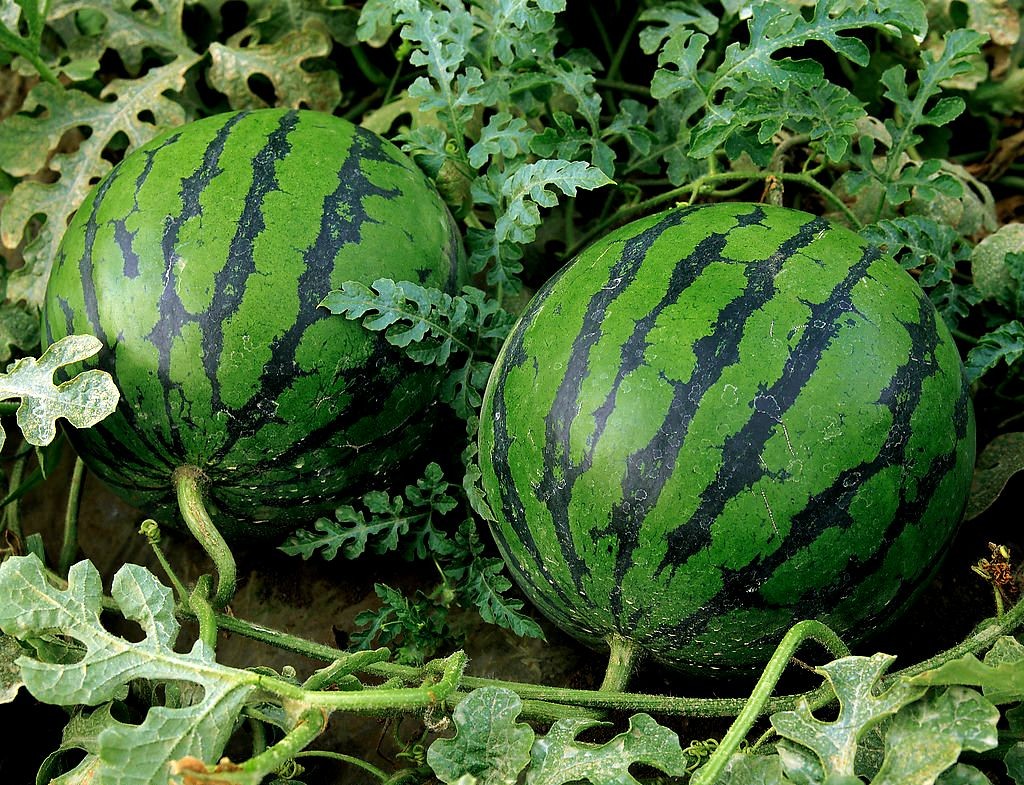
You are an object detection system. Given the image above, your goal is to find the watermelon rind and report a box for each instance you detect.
[43,108,465,540]
[479,201,975,674]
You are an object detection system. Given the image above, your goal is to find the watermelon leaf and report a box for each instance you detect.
[845,28,988,218]
[443,519,544,640]
[912,637,1024,705]
[208,22,342,111]
[0,299,40,361]
[280,462,458,561]
[0,632,23,704]
[0,334,119,452]
[0,57,199,307]
[861,215,978,326]
[350,582,452,665]
[321,279,473,365]
[0,555,259,785]
[322,280,515,419]
[494,159,614,245]
[428,686,687,785]
[0,0,56,84]
[965,321,1024,383]
[770,654,928,782]
[526,713,688,785]
[649,0,926,163]
[965,433,1024,521]
[427,687,535,785]
[870,688,998,785]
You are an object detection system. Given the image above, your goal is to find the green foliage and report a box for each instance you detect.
[427,686,688,785]
[0,555,256,784]
[282,463,543,662]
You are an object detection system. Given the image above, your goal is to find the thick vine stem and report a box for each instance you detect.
[599,634,643,692]
[690,620,850,785]
[173,465,237,610]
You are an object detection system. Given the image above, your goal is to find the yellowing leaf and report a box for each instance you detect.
[208,23,341,111]
[0,55,199,307]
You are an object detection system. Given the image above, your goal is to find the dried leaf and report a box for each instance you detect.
[0,56,199,307]
[208,23,341,111]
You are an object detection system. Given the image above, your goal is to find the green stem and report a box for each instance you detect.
[190,575,219,652]
[605,6,642,85]
[565,169,857,262]
[209,610,834,718]
[295,750,389,782]
[350,44,389,86]
[173,466,237,610]
[599,634,643,692]
[691,620,850,785]
[888,590,1024,682]
[2,451,28,540]
[141,519,191,604]
[0,401,19,416]
[58,457,86,577]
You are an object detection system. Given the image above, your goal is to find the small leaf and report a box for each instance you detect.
[965,433,1024,520]
[965,321,1024,383]
[527,713,688,785]
[913,642,1024,705]
[427,687,535,785]
[0,633,23,704]
[494,159,612,245]
[0,334,119,452]
[0,301,39,362]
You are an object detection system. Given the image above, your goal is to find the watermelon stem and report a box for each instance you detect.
[599,633,644,692]
[58,457,86,577]
[174,466,237,610]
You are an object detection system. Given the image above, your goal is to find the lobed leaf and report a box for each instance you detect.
[428,687,535,785]
[526,713,688,785]
[872,687,999,785]
[965,321,1024,383]
[913,639,1024,705]
[0,56,199,307]
[495,159,613,245]
[0,334,119,452]
[771,654,927,780]
[0,556,259,785]
[1,633,23,705]
[208,23,341,111]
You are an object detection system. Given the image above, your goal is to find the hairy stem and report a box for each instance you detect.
[173,466,237,610]
[599,634,643,692]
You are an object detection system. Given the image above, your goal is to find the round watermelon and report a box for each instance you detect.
[43,108,466,541]
[478,202,975,675]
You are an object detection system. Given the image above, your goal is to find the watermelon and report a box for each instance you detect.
[42,108,465,541]
[478,202,975,676]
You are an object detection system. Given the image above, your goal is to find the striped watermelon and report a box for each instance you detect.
[42,109,465,541]
[479,202,975,675]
